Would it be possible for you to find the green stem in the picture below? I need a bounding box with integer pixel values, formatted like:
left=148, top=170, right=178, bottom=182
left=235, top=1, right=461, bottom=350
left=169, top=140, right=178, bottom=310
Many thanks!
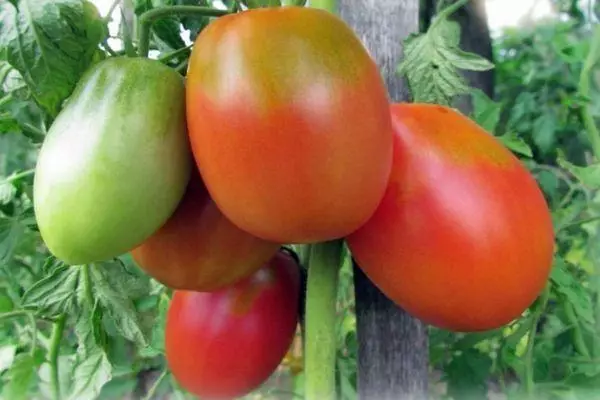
left=564, top=300, right=591, bottom=358
left=524, top=286, right=549, bottom=397
left=137, top=6, right=231, bottom=58
left=309, top=0, right=336, bottom=12
left=103, top=0, right=121, bottom=22
left=578, top=24, right=600, bottom=160
left=1, top=168, right=35, bottom=185
left=120, top=0, right=137, bottom=57
left=143, top=370, right=168, bottom=400
left=82, top=265, right=94, bottom=305
left=431, top=0, right=469, bottom=29
left=157, top=44, right=193, bottom=63
left=304, top=240, right=344, bottom=400
left=49, top=314, right=66, bottom=400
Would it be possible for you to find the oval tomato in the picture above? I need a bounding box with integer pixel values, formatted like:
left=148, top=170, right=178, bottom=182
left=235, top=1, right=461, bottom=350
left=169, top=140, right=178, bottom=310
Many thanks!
left=165, top=251, right=300, bottom=399
left=34, top=57, right=191, bottom=265
left=347, top=103, right=555, bottom=332
left=131, top=171, right=280, bottom=291
left=186, top=6, right=392, bottom=243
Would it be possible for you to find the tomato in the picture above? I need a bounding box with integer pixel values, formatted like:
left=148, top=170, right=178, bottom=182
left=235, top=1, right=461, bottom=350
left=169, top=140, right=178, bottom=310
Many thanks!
left=346, top=103, right=555, bottom=332
left=130, top=170, right=280, bottom=291
left=165, top=251, right=300, bottom=399
left=34, top=57, right=191, bottom=265
left=185, top=6, right=392, bottom=243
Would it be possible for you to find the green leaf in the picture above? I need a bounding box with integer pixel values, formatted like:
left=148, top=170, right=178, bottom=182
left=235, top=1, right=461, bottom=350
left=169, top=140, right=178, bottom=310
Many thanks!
left=557, top=157, right=600, bottom=190
left=497, top=131, right=533, bottom=158
left=550, top=261, right=594, bottom=325
left=470, top=89, right=501, bottom=133
left=444, top=348, right=492, bottom=399
left=532, top=113, right=557, bottom=154
left=90, top=262, right=148, bottom=348
left=21, top=264, right=81, bottom=317
left=67, top=348, right=112, bottom=400
left=397, top=17, right=493, bottom=106
left=0, top=217, right=23, bottom=265
left=0, top=0, right=107, bottom=116
left=1, top=353, right=36, bottom=400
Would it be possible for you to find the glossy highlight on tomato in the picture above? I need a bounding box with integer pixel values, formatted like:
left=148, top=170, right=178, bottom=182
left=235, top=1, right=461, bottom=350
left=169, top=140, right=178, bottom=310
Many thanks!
left=34, top=57, right=191, bottom=265
left=131, top=170, right=280, bottom=291
left=186, top=6, right=392, bottom=244
left=165, top=251, right=300, bottom=399
left=347, top=103, right=555, bottom=332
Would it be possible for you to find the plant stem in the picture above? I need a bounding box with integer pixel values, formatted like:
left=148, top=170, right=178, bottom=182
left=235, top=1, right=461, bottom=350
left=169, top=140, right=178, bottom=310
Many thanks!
left=49, top=314, right=66, bottom=400
left=120, top=0, right=137, bottom=57
left=304, top=240, right=343, bottom=400
left=143, top=369, right=168, bottom=400
left=138, top=6, right=231, bottom=58
left=103, top=0, right=122, bottom=22
left=1, top=168, right=35, bottom=185
left=564, top=300, right=591, bottom=358
left=431, top=0, right=469, bottom=29
left=157, top=44, right=193, bottom=63
left=578, top=24, right=600, bottom=160
left=524, top=286, right=549, bottom=397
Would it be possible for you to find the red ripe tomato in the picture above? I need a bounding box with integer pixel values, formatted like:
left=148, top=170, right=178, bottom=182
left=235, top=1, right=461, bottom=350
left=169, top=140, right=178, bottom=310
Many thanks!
left=346, top=103, right=555, bottom=332
left=131, top=171, right=279, bottom=291
left=186, top=6, right=392, bottom=243
left=165, top=251, right=300, bottom=399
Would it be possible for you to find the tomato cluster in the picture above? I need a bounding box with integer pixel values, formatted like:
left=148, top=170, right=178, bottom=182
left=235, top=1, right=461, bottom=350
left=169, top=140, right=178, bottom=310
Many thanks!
left=32, top=5, right=554, bottom=399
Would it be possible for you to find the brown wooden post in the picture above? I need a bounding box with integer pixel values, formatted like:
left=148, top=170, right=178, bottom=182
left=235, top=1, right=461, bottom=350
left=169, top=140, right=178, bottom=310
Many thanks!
left=337, top=2, right=429, bottom=399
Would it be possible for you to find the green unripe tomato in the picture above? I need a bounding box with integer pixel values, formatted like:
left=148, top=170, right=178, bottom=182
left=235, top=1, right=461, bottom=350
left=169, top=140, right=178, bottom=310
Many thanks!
left=34, top=57, right=191, bottom=265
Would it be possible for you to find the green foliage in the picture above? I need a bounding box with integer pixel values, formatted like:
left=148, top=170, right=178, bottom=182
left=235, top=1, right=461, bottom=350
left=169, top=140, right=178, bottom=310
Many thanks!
left=397, top=0, right=494, bottom=106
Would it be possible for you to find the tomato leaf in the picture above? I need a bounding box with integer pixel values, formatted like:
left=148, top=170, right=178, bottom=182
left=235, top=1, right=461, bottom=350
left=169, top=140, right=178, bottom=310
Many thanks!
left=67, top=348, right=112, bottom=400
left=0, top=0, right=107, bottom=116
left=21, top=264, right=81, bottom=317
left=0, top=217, right=24, bottom=265
left=550, top=261, right=594, bottom=325
left=470, top=88, right=501, bottom=133
left=89, top=262, right=148, bottom=348
left=1, top=353, right=36, bottom=400
left=443, top=348, right=492, bottom=399
left=498, top=131, right=534, bottom=158
left=397, top=13, right=493, bottom=106
left=557, top=157, right=600, bottom=190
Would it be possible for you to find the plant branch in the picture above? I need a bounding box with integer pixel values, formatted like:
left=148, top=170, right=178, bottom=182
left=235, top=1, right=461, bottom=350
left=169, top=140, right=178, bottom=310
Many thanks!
left=49, top=314, right=66, bottom=400
left=304, top=240, right=343, bottom=400
left=431, top=0, right=469, bottom=29
left=143, top=369, right=168, bottom=400
left=157, top=44, right=193, bottom=63
left=103, top=0, right=122, bottom=23
left=137, top=6, right=231, bottom=58
left=1, top=168, right=35, bottom=185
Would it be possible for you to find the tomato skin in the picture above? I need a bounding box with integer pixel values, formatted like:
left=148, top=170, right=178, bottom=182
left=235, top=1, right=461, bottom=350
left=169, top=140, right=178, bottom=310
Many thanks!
left=165, top=251, right=300, bottom=399
left=346, top=103, right=555, bottom=332
left=186, top=7, right=392, bottom=243
left=34, top=57, right=191, bottom=265
left=130, top=171, right=280, bottom=291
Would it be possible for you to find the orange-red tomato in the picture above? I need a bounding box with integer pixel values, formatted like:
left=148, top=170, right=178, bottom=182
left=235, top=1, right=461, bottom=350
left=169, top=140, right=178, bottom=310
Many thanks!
left=131, top=172, right=280, bottom=291
left=185, top=7, right=392, bottom=243
left=165, top=251, right=300, bottom=399
left=346, top=103, right=555, bottom=332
